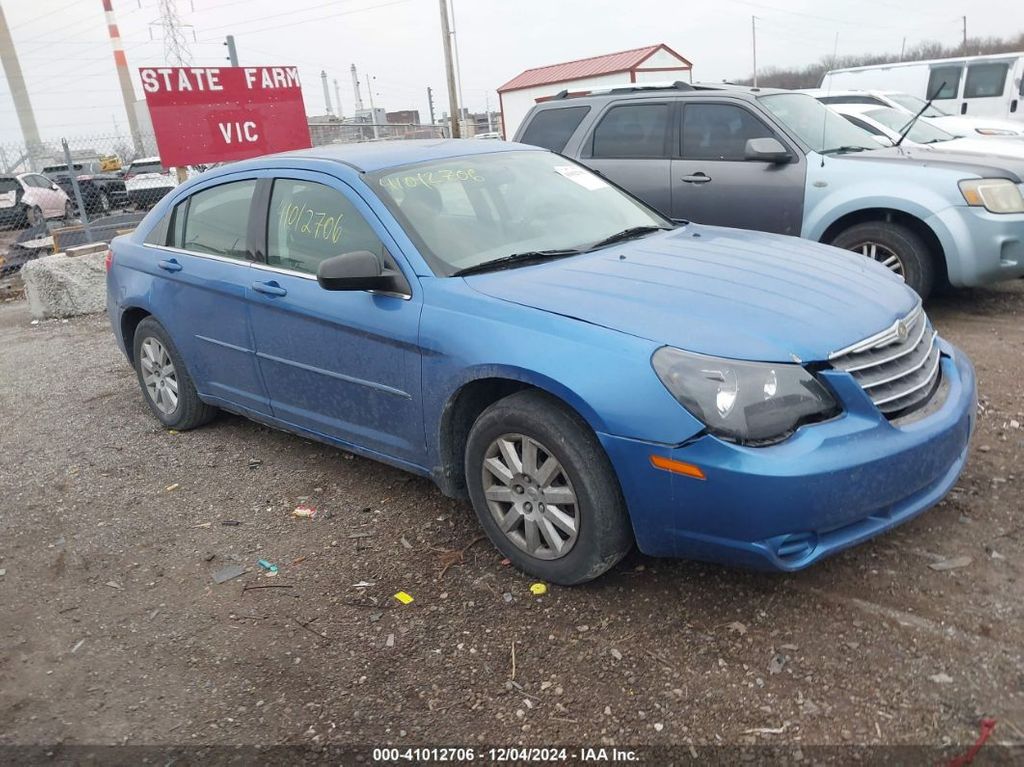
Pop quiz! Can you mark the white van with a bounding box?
[821,52,1024,122]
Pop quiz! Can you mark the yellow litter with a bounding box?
[529,583,548,596]
[393,591,414,605]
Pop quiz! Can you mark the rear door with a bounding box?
[577,101,673,216]
[143,176,271,415]
[246,172,424,465]
[670,100,805,235]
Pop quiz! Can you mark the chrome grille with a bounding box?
[829,303,942,417]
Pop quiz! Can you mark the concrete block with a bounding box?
[22,251,107,320]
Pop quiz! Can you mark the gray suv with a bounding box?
[514,83,1024,298]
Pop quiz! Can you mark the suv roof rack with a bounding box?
[545,80,708,101]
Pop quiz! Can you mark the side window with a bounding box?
[267,179,384,276]
[964,63,1010,98]
[519,106,590,152]
[927,65,962,99]
[591,104,669,159]
[681,103,775,161]
[173,180,255,259]
[144,212,170,246]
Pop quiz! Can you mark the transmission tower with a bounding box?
[150,0,193,66]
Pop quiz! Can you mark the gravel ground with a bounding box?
[0,278,1022,758]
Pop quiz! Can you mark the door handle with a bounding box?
[960,103,968,114]
[157,258,182,273]
[681,173,711,184]
[252,280,287,297]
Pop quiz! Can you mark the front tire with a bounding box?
[831,221,935,299]
[132,317,217,430]
[465,390,633,585]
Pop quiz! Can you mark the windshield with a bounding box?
[759,93,879,153]
[886,93,949,118]
[367,150,671,276]
[0,178,18,194]
[865,107,955,143]
[130,162,165,174]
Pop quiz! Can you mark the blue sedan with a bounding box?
[106,140,976,584]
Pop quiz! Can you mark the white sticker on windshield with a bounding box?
[554,165,608,191]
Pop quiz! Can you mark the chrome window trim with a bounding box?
[141,243,249,266]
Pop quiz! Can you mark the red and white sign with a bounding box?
[139,66,312,166]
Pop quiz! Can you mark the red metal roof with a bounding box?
[497,44,691,93]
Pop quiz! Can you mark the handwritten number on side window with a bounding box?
[278,202,343,244]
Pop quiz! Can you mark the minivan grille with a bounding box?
[829,304,941,417]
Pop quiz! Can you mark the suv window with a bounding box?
[964,62,1009,98]
[927,65,962,99]
[681,103,776,161]
[173,180,256,259]
[267,179,384,276]
[591,104,669,158]
[819,95,886,106]
[520,106,590,152]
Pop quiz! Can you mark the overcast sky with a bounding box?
[0,0,1017,145]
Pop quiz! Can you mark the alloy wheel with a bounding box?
[855,241,904,276]
[139,337,179,415]
[481,433,579,560]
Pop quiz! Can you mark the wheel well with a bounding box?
[820,208,949,285]
[120,308,151,364]
[435,378,536,498]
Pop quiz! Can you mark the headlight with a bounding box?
[958,178,1024,213]
[652,347,839,445]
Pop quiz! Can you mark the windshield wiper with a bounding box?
[452,249,581,277]
[820,145,868,155]
[587,225,672,250]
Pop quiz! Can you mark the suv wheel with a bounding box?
[831,221,934,299]
[132,317,217,430]
[465,390,633,585]
[25,205,43,227]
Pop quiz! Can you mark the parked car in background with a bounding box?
[514,82,1024,298]
[803,88,1024,138]
[0,172,73,227]
[124,157,191,209]
[828,103,1024,159]
[107,140,976,583]
[43,160,128,216]
[820,53,1024,123]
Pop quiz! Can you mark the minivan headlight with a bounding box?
[652,347,839,445]
[958,178,1024,213]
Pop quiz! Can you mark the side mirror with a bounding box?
[744,137,793,164]
[317,250,401,292]
[51,183,60,190]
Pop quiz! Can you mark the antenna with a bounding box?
[151,0,193,66]
[820,32,840,167]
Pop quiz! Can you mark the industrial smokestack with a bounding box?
[321,70,333,115]
[351,63,364,112]
[333,78,343,119]
[101,0,144,156]
[0,1,42,162]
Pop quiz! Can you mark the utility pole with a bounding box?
[438,0,460,137]
[427,86,436,129]
[0,0,42,165]
[899,36,906,62]
[101,0,143,158]
[224,34,238,66]
[485,93,493,133]
[153,0,192,67]
[962,16,967,54]
[751,16,758,88]
[449,0,466,135]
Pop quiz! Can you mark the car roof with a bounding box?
[232,139,536,173]
[530,81,791,106]
[130,157,163,164]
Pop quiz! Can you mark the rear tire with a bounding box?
[831,221,935,299]
[132,317,217,430]
[25,205,43,227]
[465,390,633,585]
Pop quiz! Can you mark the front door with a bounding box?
[670,101,806,235]
[246,173,424,465]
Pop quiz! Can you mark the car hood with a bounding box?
[842,145,1024,181]
[936,137,1024,159]
[464,225,918,363]
[927,114,1024,137]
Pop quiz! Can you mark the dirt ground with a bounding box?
[0,272,1022,759]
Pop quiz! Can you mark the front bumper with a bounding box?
[927,205,1024,287]
[599,341,976,571]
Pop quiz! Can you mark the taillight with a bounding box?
[104,249,113,272]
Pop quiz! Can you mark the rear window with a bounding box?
[130,162,166,174]
[591,103,669,159]
[927,65,962,99]
[0,179,18,193]
[964,62,1010,98]
[819,95,886,106]
[519,106,590,152]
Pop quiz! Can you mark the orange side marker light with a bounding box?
[649,455,706,480]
